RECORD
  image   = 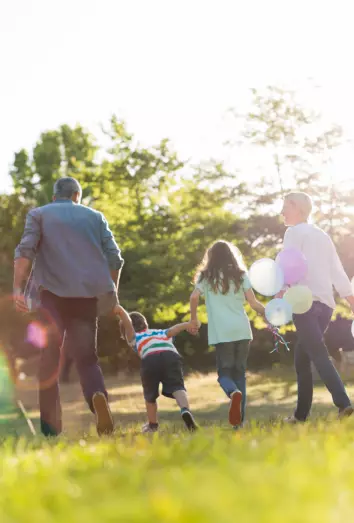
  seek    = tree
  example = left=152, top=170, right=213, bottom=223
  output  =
left=227, top=86, right=354, bottom=248
left=10, top=125, right=98, bottom=205
left=0, top=194, right=30, bottom=291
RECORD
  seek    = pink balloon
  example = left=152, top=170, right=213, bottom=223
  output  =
left=26, top=321, right=48, bottom=349
left=276, top=248, right=307, bottom=285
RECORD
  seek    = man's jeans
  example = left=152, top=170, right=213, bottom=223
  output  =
left=293, top=301, right=351, bottom=421
left=38, top=290, right=108, bottom=436
left=215, top=340, right=250, bottom=421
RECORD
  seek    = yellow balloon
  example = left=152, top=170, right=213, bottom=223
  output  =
left=284, top=285, right=313, bottom=314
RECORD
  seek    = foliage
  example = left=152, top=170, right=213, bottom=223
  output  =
left=2, top=87, right=354, bottom=368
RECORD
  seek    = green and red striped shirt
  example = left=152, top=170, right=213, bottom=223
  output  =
left=131, top=329, right=179, bottom=359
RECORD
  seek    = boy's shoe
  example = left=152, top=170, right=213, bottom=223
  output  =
left=338, top=406, right=354, bottom=419
left=142, top=422, right=159, bottom=433
left=92, top=392, right=114, bottom=436
left=181, top=409, right=198, bottom=432
left=229, top=391, right=242, bottom=427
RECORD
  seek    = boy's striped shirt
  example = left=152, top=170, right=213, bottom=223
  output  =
left=131, top=329, right=179, bottom=359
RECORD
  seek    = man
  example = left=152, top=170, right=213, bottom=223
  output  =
left=14, top=177, right=124, bottom=436
left=280, top=192, right=354, bottom=422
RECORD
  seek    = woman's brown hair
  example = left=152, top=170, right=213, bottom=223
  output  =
left=194, top=240, right=246, bottom=294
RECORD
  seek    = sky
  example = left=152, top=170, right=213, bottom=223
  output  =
left=1, top=0, right=354, bottom=192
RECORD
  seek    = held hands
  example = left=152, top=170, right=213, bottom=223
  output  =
left=186, top=319, right=201, bottom=336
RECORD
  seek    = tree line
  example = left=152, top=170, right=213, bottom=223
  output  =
left=1, top=86, right=354, bottom=372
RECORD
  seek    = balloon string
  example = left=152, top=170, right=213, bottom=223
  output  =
left=267, top=324, right=291, bottom=353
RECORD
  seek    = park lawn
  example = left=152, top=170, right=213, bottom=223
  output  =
left=1, top=369, right=354, bottom=522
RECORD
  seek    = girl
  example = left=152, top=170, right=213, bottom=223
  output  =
left=190, top=240, right=265, bottom=428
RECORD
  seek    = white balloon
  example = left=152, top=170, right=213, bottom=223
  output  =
left=249, top=258, right=284, bottom=297
left=265, top=298, right=293, bottom=327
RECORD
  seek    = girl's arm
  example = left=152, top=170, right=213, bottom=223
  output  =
left=245, top=288, right=265, bottom=316
left=115, top=305, right=136, bottom=345
left=190, top=289, right=201, bottom=328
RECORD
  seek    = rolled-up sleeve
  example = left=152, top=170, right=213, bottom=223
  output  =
left=14, top=209, right=41, bottom=261
left=100, top=213, right=124, bottom=270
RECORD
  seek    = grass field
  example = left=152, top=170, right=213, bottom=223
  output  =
left=2, top=368, right=354, bottom=522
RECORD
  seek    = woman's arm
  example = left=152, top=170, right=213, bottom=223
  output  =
left=190, top=288, right=201, bottom=328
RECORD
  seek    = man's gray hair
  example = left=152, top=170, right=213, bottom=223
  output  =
left=53, top=177, right=82, bottom=199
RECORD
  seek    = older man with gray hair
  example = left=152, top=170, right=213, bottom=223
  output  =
left=14, top=177, right=124, bottom=436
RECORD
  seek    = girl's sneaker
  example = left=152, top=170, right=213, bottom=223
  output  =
left=229, top=391, right=242, bottom=426
left=142, top=422, right=159, bottom=433
left=181, top=409, right=198, bottom=431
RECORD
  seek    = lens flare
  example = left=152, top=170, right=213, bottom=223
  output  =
left=26, top=321, right=48, bottom=349
left=0, top=294, right=65, bottom=392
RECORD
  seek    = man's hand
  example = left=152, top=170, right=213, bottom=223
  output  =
left=13, top=289, right=29, bottom=313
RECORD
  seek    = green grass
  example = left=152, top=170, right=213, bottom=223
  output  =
left=2, top=369, right=354, bottom=522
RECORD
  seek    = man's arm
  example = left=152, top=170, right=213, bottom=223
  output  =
left=13, top=259, right=32, bottom=293
left=14, top=209, right=41, bottom=311
left=100, top=213, right=124, bottom=294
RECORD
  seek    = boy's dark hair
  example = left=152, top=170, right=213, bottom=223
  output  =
left=129, top=312, right=149, bottom=333
left=194, top=240, right=246, bottom=294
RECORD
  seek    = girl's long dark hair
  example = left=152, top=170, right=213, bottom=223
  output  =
left=194, top=240, right=246, bottom=294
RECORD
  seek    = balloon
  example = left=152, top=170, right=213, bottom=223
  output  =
left=265, top=298, right=293, bottom=327
left=249, top=258, right=284, bottom=297
left=351, top=320, right=354, bottom=338
left=276, top=248, right=308, bottom=285
left=284, top=285, right=313, bottom=314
